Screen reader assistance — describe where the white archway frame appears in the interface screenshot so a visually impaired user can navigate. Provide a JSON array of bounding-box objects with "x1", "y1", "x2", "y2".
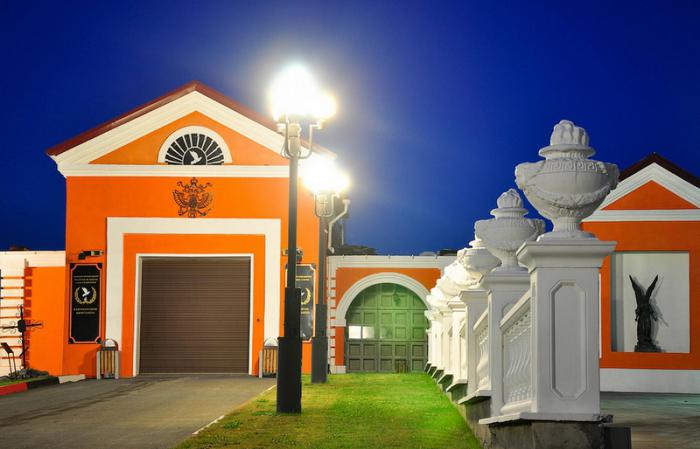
[
  {"x1": 157, "y1": 125, "x2": 233, "y2": 164},
  {"x1": 332, "y1": 272, "x2": 431, "y2": 326}
]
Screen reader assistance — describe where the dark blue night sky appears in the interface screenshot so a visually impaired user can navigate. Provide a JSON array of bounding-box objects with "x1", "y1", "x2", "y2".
[{"x1": 2, "y1": 1, "x2": 699, "y2": 254}]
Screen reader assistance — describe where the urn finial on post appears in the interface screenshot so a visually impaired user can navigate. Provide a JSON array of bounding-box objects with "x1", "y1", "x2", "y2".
[
  {"x1": 474, "y1": 189, "x2": 544, "y2": 272},
  {"x1": 515, "y1": 119, "x2": 619, "y2": 240}
]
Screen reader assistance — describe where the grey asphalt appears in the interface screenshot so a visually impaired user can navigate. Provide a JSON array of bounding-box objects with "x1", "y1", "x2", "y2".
[
  {"x1": 601, "y1": 392, "x2": 700, "y2": 449},
  {"x1": 0, "y1": 374, "x2": 275, "y2": 449}
]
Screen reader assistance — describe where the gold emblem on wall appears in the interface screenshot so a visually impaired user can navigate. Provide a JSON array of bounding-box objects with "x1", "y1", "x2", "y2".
[
  {"x1": 173, "y1": 177, "x2": 213, "y2": 218},
  {"x1": 74, "y1": 286, "x2": 97, "y2": 305}
]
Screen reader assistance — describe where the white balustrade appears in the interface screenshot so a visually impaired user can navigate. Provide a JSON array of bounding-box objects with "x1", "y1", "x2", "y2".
[
  {"x1": 461, "y1": 287, "x2": 489, "y2": 399},
  {"x1": 500, "y1": 294, "x2": 532, "y2": 414},
  {"x1": 474, "y1": 311, "x2": 489, "y2": 390}
]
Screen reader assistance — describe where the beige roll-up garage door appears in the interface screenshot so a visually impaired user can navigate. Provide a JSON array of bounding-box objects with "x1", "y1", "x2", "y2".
[{"x1": 139, "y1": 257, "x2": 251, "y2": 374}]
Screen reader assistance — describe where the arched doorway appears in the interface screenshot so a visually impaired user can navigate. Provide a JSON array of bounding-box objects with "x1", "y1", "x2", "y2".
[{"x1": 345, "y1": 283, "x2": 428, "y2": 372}]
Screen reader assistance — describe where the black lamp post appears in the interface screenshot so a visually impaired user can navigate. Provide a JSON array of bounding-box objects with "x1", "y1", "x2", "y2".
[
  {"x1": 311, "y1": 192, "x2": 333, "y2": 383},
  {"x1": 276, "y1": 119, "x2": 304, "y2": 413},
  {"x1": 270, "y1": 64, "x2": 336, "y2": 413}
]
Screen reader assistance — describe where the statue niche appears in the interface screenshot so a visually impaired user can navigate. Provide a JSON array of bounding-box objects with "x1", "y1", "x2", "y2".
[{"x1": 629, "y1": 275, "x2": 661, "y2": 352}]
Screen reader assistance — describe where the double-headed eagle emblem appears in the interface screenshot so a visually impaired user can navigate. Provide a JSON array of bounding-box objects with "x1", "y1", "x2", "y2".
[{"x1": 173, "y1": 177, "x2": 213, "y2": 217}]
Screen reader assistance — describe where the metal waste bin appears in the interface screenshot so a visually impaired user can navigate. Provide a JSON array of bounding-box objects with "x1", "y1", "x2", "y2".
[{"x1": 97, "y1": 339, "x2": 120, "y2": 379}]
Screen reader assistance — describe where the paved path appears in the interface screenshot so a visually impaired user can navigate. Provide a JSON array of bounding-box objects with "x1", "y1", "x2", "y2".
[
  {"x1": 0, "y1": 374, "x2": 275, "y2": 449},
  {"x1": 601, "y1": 392, "x2": 700, "y2": 449}
]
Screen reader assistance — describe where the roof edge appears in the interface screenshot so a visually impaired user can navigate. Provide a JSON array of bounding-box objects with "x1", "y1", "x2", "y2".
[
  {"x1": 620, "y1": 152, "x2": 699, "y2": 188},
  {"x1": 46, "y1": 80, "x2": 334, "y2": 158}
]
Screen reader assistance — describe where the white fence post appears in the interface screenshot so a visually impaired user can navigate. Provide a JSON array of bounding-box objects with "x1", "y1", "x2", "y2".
[
  {"x1": 475, "y1": 189, "x2": 543, "y2": 416},
  {"x1": 482, "y1": 119, "x2": 618, "y2": 424},
  {"x1": 447, "y1": 298, "x2": 466, "y2": 382},
  {"x1": 461, "y1": 288, "x2": 489, "y2": 397},
  {"x1": 519, "y1": 241, "x2": 614, "y2": 418},
  {"x1": 480, "y1": 271, "x2": 530, "y2": 416}
]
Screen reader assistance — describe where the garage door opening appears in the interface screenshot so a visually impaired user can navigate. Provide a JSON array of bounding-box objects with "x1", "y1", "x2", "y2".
[
  {"x1": 138, "y1": 256, "x2": 251, "y2": 374},
  {"x1": 346, "y1": 283, "x2": 428, "y2": 372}
]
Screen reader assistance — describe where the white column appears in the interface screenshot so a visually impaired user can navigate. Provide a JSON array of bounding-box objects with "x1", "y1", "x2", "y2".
[
  {"x1": 431, "y1": 312, "x2": 443, "y2": 370},
  {"x1": 481, "y1": 271, "x2": 530, "y2": 416},
  {"x1": 517, "y1": 240, "x2": 615, "y2": 419},
  {"x1": 424, "y1": 310, "x2": 435, "y2": 367},
  {"x1": 461, "y1": 288, "x2": 488, "y2": 396},
  {"x1": 447, "y1": 298, "x2": 466, "y2": 382},
  {"x1": 440, "y1": 307, "x2": 453, "y2": 374}
]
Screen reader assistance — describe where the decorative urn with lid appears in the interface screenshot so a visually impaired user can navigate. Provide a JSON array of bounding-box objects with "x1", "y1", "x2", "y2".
[
  {"x1": 475, "y1": 189, "x2": 544, "y2": 272},
  {"x1": 460, "y1": 235, "x2": 501, "y2": 285},
  {"x1": 515, "y1": 120, "x2": 619, "y2": 240}
]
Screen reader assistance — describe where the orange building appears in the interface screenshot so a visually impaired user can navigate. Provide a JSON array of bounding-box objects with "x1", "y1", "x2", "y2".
[
  {"x1": 1, "y1": 82, "x2": 330, "y2": 378},
  {"x1": 583, "y1": 153, "x2": 700, "y2": 392},
  {"x1": 0, "y1": 82, "x2": 453, "y2": 380}
]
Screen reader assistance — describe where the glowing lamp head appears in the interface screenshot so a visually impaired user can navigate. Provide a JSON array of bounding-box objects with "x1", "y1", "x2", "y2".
[
  {"x1": 301, "y1": 156, "x2": 350, "y2": 195},
  {"x1": 269, "y1": 64, "x2": 336, "y2": 122}
]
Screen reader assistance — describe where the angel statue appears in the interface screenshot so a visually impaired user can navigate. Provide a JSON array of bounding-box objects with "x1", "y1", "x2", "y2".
[{"x1": 629, "y1": 275, "x2": 661, "y2": 352}]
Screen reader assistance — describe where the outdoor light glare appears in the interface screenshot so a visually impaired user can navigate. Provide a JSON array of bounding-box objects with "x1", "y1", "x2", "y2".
[
  {"x1": 302, "y1": 156, "x2": 350, "y2": 195},
  {"x1": 269, "y1": 63, "x2": 335, "y2": 121}
]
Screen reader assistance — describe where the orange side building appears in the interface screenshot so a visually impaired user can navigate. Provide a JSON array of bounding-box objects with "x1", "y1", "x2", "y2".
[{"x1": 583, "y1": 153, "x2": 700, "y2": 392}]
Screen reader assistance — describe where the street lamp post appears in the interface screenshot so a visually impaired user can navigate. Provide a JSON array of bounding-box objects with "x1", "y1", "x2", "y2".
[
  {"x1": 270, "y1": 64, "x2": 336, "y2": 413},
  {"x1": 302, "y1": 160, "x2": 350, "y2": 384}
]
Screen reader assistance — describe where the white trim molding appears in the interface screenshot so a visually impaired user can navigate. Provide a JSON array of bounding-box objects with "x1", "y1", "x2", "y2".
[
  {"x1": 332, "y1": 272, "x2": 431, "y2": 326},
  {"x1": 597, "y1": 163, "x2": 700, "y2": 210},
  {"x1": 57, "y1": 164, "x2": 289, "y2": 178},
  {"x1": 0, "y1": 251, "x2": 65, "y2": 268},
  {"x1": 157, "y1": 125, "x2": 232, "y2": 164},
  {"x1": 132, "y1": 253, "x2": 254, "y2": 375},
  {"x1": 601, "y1": 368, "x2": 700, "y2": 393},
  {"x1": 585, "y1": 209, "x2": 700, "y2": 222},
  {"x1": 105, "y1": 217, "x2": 281, "y2": 375}
]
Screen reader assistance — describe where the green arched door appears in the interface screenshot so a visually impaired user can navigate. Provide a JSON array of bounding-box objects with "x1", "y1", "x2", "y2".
[{"x1": 346, "y1": 283, "x2": 428, "y2": 372}]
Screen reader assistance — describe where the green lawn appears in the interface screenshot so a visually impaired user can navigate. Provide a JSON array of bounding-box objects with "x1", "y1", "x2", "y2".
[{"x1": 176, "y1": 373, "x2": 482, "y2": 449}]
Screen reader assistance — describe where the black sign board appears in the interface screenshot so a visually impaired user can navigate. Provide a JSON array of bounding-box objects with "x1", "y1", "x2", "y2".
[
  {"x1": 69, "y1": 263, "x2": 102, "y2": 344},
  {"x1": 297, "y1": 264, "x2": 316, "y2": 341}
]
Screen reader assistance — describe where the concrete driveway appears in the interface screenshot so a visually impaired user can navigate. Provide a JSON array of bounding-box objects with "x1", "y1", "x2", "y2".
[
  {"x1": 0, "y1": 374, "x2": 275, "y2": 449},
  {"x1": 601, "y1": 392, "x2": 700, "y2": 449}
]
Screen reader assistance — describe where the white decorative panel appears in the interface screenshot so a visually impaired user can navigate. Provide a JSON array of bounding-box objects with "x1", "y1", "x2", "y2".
[
  {"x1": 550, "y1": 281, "x2": 586, "y2": 400},
  {"x1": 611, "y1": 252, "x2": 690, "y2": 353}
]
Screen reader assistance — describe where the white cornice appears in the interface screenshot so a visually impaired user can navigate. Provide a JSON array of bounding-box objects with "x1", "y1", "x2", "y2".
[
  {"x1": 52, "y1": 91, "x2": 315, "y2": 166},
  {"x1": 597, "y1": 163, "x2": 700, "y2": 210},
  {"x1": 57, "y1": 164, "x2": 289, "y2": 178},
  {"x1": 584, "y1": 209, "x2": 700, "y2": 222}
]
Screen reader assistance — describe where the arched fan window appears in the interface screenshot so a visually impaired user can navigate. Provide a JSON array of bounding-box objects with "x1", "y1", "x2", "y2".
[{"x1": 157, "y1": 126, "x2": 232, "y2": 165}]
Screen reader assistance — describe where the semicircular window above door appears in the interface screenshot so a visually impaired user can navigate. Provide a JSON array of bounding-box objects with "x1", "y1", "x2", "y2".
[{"x1": 158, "y1": 126, "x2": 232, "y2": 165}]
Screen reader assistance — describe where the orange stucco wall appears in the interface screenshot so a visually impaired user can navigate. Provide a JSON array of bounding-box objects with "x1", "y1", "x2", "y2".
[
  {"x1": 330, "y1": 266, "x2": 441, "y2": 367},
  {"x1": 603, "y1": 181, "x2": 696, "y2": 210},
  {"x1": 25, "y1": 266, "x2": 66, "y2": 375},
  {"x1": 583, "y1": 221, "x2": 699, "y2": 370},
  {"x1": 61, "y1": 113, "x2": 320, "y2": 377}
]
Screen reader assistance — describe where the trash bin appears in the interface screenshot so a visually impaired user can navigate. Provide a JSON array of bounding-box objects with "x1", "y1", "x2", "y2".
[
  {"x1": 97, "y1": 339, "x2": 120, "y2": 379},
  {"x1": 258, "y1": 338, "x2": 278, "y2": 378}
]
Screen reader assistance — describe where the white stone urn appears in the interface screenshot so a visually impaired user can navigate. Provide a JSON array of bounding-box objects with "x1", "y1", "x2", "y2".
[
  {"x1": 515, "y1": 120, "x2": 619, "y2": 240},
  {"x1": 460, "y1": 236, "x2": 500, "y2": 284},
  {"x1": 475, "y1": 189, "x2": 544, "y2": 272}
]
